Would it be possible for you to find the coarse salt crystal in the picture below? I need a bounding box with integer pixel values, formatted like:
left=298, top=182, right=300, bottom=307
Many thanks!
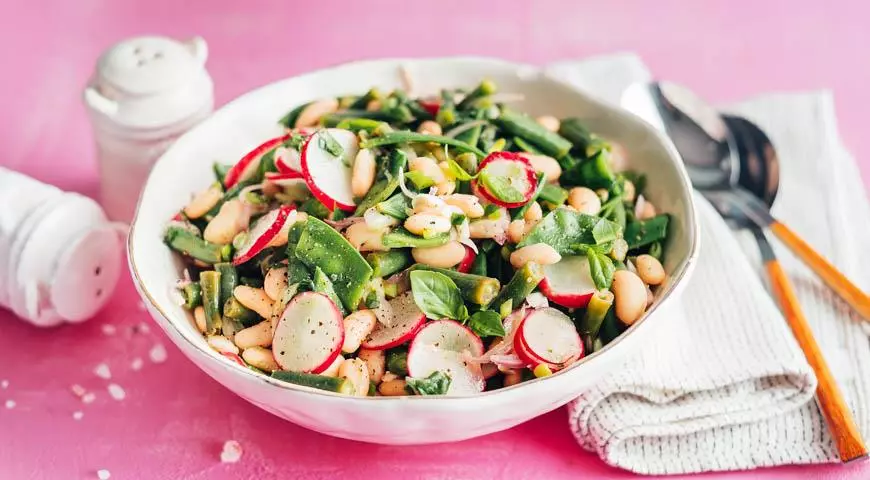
left=107, top=384, right=126, bottom=401
left=73, top=411, right=84, bottom=420
left=5, top=400, right=15, bottom=409
left=130, top=358, right=144, bottom=371
left=149, top=344, right=167, bottom=363
left=82, top=392, right=96, bottom=404
left=71, top=384, right=86, bottom=397
left=97, top=469, right=111, bottom=479
left=1, top=380, right=8, bottom=389
left=101, top=324, right=116, bottom=335
left=220, top=440, right=243, bottom=463
left=94, top=363, right=112, bottom=380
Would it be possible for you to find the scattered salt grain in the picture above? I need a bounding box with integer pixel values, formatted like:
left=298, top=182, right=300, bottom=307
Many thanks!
left=1, top=380, right=8, bottom=389
left=82, top=392, right=96, bottom=404
left=97, top=469, right=111, bottom=479
left=130, top=358, right=144, bottom=371
left=107, top=384, right=126, bottom=401
left=71, top=384, right=86, bottom=397
left=94, top=363, right=112, bottom=380
left=101, top=324, right=116, bottom=336
left=149, top=344, right=167, bottom=363
left=5, top=400, right=15, bottom=409
left=73, top=411, right=84, bottom=420
left=220, top=440, right=243, bottom=463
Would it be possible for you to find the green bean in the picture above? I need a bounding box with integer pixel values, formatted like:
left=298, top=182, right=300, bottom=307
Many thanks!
left=538, top=183, right=568, bottom=206
left=199, top=271, right=222, bottom=334
left=223, top=297, right=260, bottom=327
left=335, top=118, right=391, bottom=134
left=348, top=88, right=381, bottom=110
left=271, top=371, right=354, bottom=394
left=181, top=283, right=202, bottom=309
left=278, top=102, right=310, bottom=128
left=381, top=228, right=450, bottom=249
left=366, top=250, right=412, bottom=278
left=457, top=79, right=497, bottom=110
left=214, top=263, right=238, bottom=307
left=436, top=89, right=457, bottom=126
left=578, top=290, right=614, bottom=351
left=469, top=250, right=488, bottom=276
left=512, top=136, right=542, bottom=154
left=353, top=149, right=409, bottom=216
left=360, top=131, right=486, bottom=158
left=495, top=109, right=572, bottom=158
left=488, top=262, right=544, bottom=311
left=386, top=348, right=409, bottom=376
left=407, top=265, right=500, bottom=306
left=164, top=226, right=231, bottom=264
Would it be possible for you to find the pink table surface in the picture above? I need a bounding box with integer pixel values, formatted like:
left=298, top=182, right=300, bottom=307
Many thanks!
left=1, top=1, right=869, bottom=479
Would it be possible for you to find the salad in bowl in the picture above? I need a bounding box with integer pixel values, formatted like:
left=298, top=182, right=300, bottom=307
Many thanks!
left=164, top=79, right=670, bottom=397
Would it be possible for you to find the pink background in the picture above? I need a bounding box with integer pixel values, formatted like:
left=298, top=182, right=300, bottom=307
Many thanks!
left=1, top=1, right=868, bottom=479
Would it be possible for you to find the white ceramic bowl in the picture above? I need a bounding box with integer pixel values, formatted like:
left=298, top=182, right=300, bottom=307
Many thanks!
left=129, top=57, right=699, bottom=445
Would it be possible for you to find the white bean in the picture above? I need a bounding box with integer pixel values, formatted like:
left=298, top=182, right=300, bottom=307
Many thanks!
left=611, top=270, right=647, bottom=325
left=469, top=208, right=509, bottom=240
left=638, top=200, right=657, bottom=220
left=344, top=222, right=389, bottom=252
left=351, top=148, right=376, bottom=197
left=435, top=181, right=456, bottom=196
left=207, top=335, right=239, bottom=355
left=193, top=306, right=207, bottom=333
left=622, top=180, right=636, bottom=203
left=411, top=241, right=466, bottom=268
left=295, top=98, right=339, bottom=128
left=233, top=320, right=273, bottom=349
left=241, top=347, right=279, bottom=372
left=233, top=285, right=274, bottom=319
left=444, top=194, right=484, bottom=218
left=417, top=120, right=442, bottom=136
left=524, top=154, right=562, bottom=183
left=635, top=254, right=665, bottom=285
left=568, top=187, right=602, bottom=215
left=264, top=267, right=288, bottom=301
left=507, top=219, right=526, bottom=244
left=378, top=379, right=407, bottom=396
left=535, top=115, right=560, bottom=132
left=366, top=99, right=382, bottom=112
left=342, top=310, right=377, bottom=354
left=338, top=358, right=370, bottom=396
left=510, top=243, right=561, bottom=269
left=183, top=184, right=222, bottom=219
left=320, top=355, right=345, bottom=378
left=523, top=202, right=543, bottom=222
left=412, top=194, right=447, bottom=215
left=409, top=157, right=446, bottom=184
left=357, top=348, right=386, bottom=384
left=404, top=213, right=452, bottom=236
left=203, top=200, right=249, bottom=245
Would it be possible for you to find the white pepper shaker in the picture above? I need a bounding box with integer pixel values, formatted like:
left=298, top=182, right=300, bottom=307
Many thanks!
left=84, top=36, right=214, bottom=222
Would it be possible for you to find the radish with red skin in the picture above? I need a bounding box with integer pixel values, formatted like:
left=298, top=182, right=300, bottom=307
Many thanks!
left=361, top=291, right=426, bottom=350
left=274, top=146, right=302, bottom=175
left=221, top=352, right=246, bottom=367
left=273, top=292, right=344, bottom=373
left=516, top=308, right=583, bottom=369
left=407, top=320, right=485, bottom=395
left=419, top=98, right=440, bottom=116
left=232, top=205, right=295, bottom=266
left=265, top=171, right=304, bottom=185
left=456, top=245, right=476, bottom=273
left=301, top=128, right=359, bottom=212
left=224, top=135, right=289, bottom=189
left=471, top=152, right=538, bottom=208
left=539, top=255, right=597, bottom=308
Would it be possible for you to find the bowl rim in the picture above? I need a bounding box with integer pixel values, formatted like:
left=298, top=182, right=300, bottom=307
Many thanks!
left=128, top=55, right=700, bottom=402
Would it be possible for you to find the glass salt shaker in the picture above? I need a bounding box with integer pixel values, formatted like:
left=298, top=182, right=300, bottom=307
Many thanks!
left=84, top=36, right=214, bottom=222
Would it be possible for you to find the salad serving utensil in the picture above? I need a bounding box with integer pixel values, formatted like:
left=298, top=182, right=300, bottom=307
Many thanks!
left=621, top=81, right=868, bottom=463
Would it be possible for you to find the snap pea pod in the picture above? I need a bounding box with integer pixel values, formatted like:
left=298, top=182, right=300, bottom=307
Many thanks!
left=487, top=262, right=544, bottom=311
left=360, top=131, right=486, bottom=158
left=577, top=290, right=614, bottom=352
left=436, top=89, right=457, bottom=126
left=624, top=214, right=670, bottom=250
left=181, top=283, right=202, bottom=309
left=348, top=88, right=381, bottom=110
left=313, top=266, right=347, bottom=316
left=278, top=102, right=311, bottom=128
left=381, top=228, right=451, bottom=249
left=223, top=297, right=260, bottom=327
left=457, top=79, right=497, bottom=110
left=538, top=183, right=568, bottom=206
left=407, top=265, right=500, bottom=306
left=214, top=263, right=238, bottom=307
left=271, top=371, right=355, bottom=394
left=199, top=270, right=222, bottom=335
left=495, top=109, right=572, bottom=158
left=366, top=250, right=412, bottom=278
left=164, top=225, right=231, bottom=264
left=558, top=118, right=609, bottom=157
left=353, top=149, right=408, bottom=216
left=386, top=348, right=409, bottom=376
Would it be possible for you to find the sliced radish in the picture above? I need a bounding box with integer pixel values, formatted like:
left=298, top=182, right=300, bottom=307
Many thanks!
left=516, top=308, right=583, bottom=368
left=419, top=98, right=440, bottom=116
left=456, top=245, right=477, bottom=273
left=274, top=145, right=303, bottom=175
left=539, top=255, right=597, bottom=308
left=472, top=151, right=537, bottom=208
left=232, top=205, right=294, bottom=265
left=265, top=170, right=305, bottom=186
left=221, top=352, right=246, bottom=367
left=273, top=292, right=344, bottom=373
left=407, top=320, right=485, bottom=395
left=301, top=128, right=359, bottom=212
left=361, top=291, right=426, bottom=350
left=224, top=135, right=289, bottom=189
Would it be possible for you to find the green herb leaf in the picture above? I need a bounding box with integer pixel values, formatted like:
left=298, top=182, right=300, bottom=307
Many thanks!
left=592, top=217, right=621, bottom=245
left=624, top=214, right=670, bottom=249
left=450, top=213, right=467, bottom=226
left=409, top=270, right=469, bottom=321
left=284, top=133, right=306, bottom=151
left=312, top=266, right=347, bottom=316
left=467, top=310, right=506, bottom=337
left=386, top=348, right=409, bottom=376
left=483, top=203, right=501, bottom=219
left=479, top=167, right=524, bottom=203
left=444, top=159, right=474, bottom=181
left=375, top=194, right=412, bottom=219
left=404, top=170, right=436, bottom=190
left=318, top=130, right=344, bottom=159
left=405, top=371, right=452, bottom=395
left=586, top=249, right=615, bottom=290
left=518, top=209, right=620, bottom=255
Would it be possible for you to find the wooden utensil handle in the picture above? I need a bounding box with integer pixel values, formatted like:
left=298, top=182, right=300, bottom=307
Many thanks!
left=770, top=221, right=870, bottom=321
left=765, top=259, right=868, bottom=462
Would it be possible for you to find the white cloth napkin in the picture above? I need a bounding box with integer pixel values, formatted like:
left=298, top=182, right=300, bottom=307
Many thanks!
left=544, top=54, right=870, bottom=475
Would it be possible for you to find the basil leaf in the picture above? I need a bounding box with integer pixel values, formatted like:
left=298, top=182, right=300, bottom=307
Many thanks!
left=468, top=310, right=505, bottom=337
left=406, top=371, right=452, bottom=395
left=592, top=217, right=621, bottom=245
left=518, top=208, right=619, bottom=255
left=585, top=249, right=615, bottom=290
left=318, top=130, right=344, bottom=159
left=624, top=214, right=670, bottom=250
left=445, top=159, right=474, bottom=181
left=479, top=168, right=524, bottom=203
left=409, top=270, right=469, bottom=321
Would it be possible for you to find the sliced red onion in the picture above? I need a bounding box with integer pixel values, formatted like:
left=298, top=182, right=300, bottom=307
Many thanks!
left=364, top=207, right=399, bottom=229
left=396, top=169, right=419, bottom=199
left=489, top=354, right=526, bottom=369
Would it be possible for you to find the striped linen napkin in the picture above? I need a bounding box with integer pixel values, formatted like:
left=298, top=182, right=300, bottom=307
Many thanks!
left=545, top=53, right=870, bottom=474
